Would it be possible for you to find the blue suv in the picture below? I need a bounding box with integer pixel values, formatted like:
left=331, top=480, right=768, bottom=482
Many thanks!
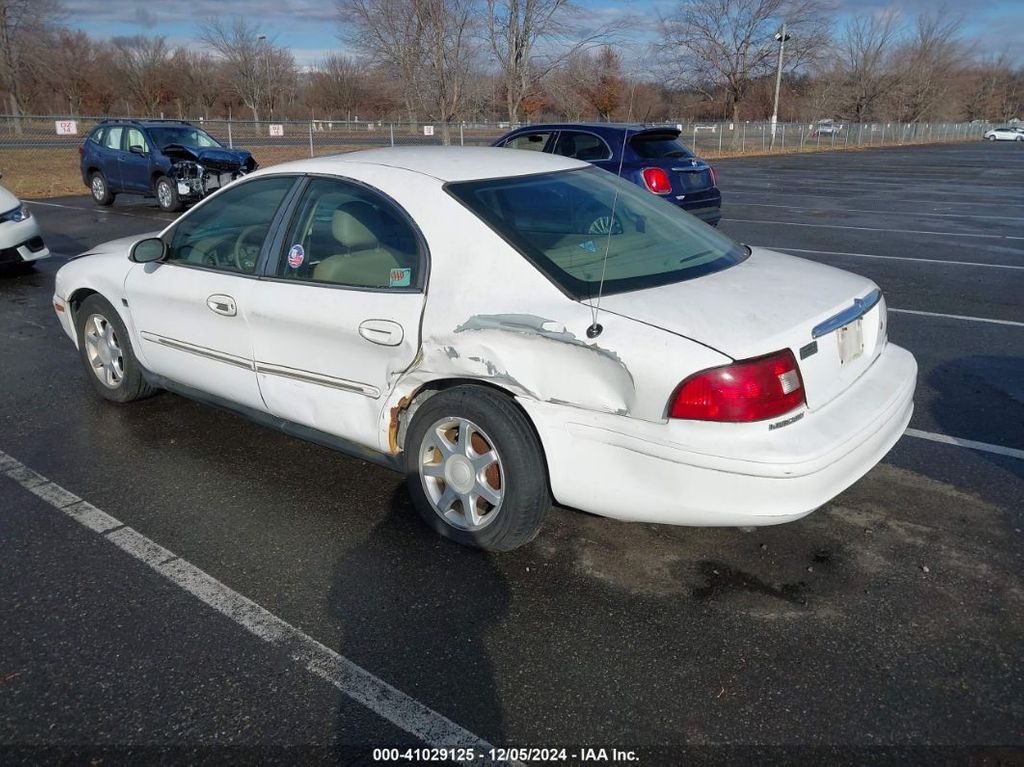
left=80, top=119, right=257, bottom=212
left=494, top=123, right=721, bottom=226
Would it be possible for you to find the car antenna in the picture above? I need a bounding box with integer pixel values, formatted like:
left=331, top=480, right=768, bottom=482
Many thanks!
left=587, top=76, right=640, bottom=340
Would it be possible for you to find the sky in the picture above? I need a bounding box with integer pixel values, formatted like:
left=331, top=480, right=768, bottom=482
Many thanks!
left=61, top=0, right=1024, bottom=68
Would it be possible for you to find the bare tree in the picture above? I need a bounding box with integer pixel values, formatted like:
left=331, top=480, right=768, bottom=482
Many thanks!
left=200, top=17, right=272, bottom=122
left=888, top=9, right=966, bottom=123
left=582, top=45, right=622, bottom=121
left=485, top=0, right=618, bottom=124
left=338, top=0, right=425, bottom=127
left=338, top=0, right=479, bottom=144
left=544, top=49, right=591, bottom=120
left=834, top=10, right=901, bottom=121
left=113, top=35, right=171, bottom=115
left=658, top=0, right=831, bottom=140
left=308, top=54, right=367, bottom=120
left=0, top=0, right=62, bottom=128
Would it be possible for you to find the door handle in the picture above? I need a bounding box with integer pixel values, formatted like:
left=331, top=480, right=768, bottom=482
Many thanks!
left=358, top=319, right=404, bottom=346
left=207, top=294, right=237, bottom=317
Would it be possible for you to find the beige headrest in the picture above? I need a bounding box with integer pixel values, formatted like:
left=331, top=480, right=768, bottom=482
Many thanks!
left=332, top=205, right=379, bottom=252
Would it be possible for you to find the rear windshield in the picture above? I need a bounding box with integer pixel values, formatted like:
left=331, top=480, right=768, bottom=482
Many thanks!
left=629, top=132, right=694, bottom=159
left=148, top=126, right=221, bottom=150
left=447, top=166, right=746, bottom=299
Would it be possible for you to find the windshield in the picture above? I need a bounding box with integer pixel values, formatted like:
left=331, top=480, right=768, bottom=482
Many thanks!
left=629, top=133, right=694, bottom=159
left=447, top=167, right=746, bottom=299
left=149, top=126, right=222, bottom=149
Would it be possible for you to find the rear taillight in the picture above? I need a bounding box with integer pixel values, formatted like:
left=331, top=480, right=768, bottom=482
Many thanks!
left=709, top=165, right=718, bottom=186
left=669, top=349, right=805, bottom=422
left=78, top=145, right=84, bottom=157
left=641, top=167, right=672, bottom=194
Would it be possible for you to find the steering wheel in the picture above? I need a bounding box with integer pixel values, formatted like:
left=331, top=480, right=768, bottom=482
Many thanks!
left=233, top=225, right=265, bottom=272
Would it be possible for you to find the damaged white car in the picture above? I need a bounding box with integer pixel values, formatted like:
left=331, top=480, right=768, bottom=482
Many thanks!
left=53, top=147, right=917, bottom=551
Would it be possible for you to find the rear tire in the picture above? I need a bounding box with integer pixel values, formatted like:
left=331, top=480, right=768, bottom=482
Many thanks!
left=75, top=294, right=156, bottom=403
left=404, top=385, right=550, bottom=551
left=89, top=171, right=114, bottom=206
left=155, top=175, right=183, bottom=212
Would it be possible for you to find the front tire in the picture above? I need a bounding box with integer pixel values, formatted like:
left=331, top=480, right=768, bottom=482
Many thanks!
left=404, top=385, right=550, bottom=551
left=89, top=171, right=114, bottom=206
left=155, top=175, right=183, bottom=212
left=75, top=295, right=156, bottom=403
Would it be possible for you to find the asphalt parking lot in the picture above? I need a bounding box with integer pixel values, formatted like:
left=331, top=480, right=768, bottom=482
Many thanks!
left=1, top=142, right=1022, bottom=761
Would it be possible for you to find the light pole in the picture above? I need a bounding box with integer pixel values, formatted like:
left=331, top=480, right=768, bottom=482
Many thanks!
left=770, top=24, right=790, bottom=149
left=258, top=34, right=272, bottom=120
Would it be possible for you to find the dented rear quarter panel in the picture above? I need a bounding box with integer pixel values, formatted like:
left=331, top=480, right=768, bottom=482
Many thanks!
left=326, top=162, right=731, bottom=453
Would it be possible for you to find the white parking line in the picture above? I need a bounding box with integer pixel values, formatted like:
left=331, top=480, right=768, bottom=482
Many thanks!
left=905, top=429, right=1024, bottom=460
left=722, top=217, right=1024, bottom=241
left=887, top=308, right=1024, bottom=328
left=729, top=200, right=1024, bottom=222
left=723, top=189, right=1024, bottom=210
left=768, top=246, right=1024, bottom=271
left=0, top=450, right=497, bottom=755
left=25, top=200, right=169, bottom=223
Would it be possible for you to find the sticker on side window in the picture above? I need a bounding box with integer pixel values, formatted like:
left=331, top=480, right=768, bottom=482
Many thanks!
left=287, top=244, right=304, bottom=269
left=389, top=267, right=412, bottom=287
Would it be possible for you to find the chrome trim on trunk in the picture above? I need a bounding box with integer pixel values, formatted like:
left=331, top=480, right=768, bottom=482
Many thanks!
left=812, top=288, right=882, bottom=339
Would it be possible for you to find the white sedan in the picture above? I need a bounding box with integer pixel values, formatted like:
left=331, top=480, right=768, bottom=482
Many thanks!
left=52, top=148, right=916, bottom=551
left=983, top=126, right=1024, bottom=141
left=0, top=178, right=50, bottom=268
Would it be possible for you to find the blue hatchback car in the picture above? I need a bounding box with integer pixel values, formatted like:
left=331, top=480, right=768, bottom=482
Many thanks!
left=493, top=123, right=721, bottom=226
left=80, top=119, right=257, bottom=212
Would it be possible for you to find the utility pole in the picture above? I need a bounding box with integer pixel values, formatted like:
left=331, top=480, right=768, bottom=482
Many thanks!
left=258, top=34, right=272, bottom=120
left=770, top=23, right=790, bottom=149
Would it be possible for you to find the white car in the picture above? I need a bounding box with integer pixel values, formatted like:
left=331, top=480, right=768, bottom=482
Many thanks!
left=52, top=148, right=916, bottom=551
left=983, top=127, right=1024, bottom=141
left=0, top=177, right=50, bottom=268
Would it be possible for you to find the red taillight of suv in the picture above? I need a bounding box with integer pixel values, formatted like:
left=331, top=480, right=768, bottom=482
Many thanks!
left=669, top=349, right=805, bottom=422
left=709, top=165, right=718, bottom=186
left=641, top=167, right=672, bottom=194
left=78, top=145, right=85, bottom=157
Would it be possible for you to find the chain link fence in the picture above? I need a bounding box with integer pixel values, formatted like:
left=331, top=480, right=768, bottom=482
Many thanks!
left=0, top=114, right=993, bottom=199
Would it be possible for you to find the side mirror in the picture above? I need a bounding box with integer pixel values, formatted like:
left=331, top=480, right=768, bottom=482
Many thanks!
left=130, top=237, right=166, bottom=263
left=129, top=144, right=147, bottom=155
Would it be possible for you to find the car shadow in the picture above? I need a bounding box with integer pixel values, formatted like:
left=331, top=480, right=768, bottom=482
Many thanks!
left=327, top=484, right=508, bottom=753
left=927, top=355, right=1024, bottom=480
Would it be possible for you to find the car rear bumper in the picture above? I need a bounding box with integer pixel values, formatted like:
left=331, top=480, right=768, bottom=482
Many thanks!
left=520, top=342, right=916, bottom=527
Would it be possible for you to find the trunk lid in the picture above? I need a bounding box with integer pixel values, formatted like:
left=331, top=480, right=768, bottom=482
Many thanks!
left=596, top=247, right=887, bottom=410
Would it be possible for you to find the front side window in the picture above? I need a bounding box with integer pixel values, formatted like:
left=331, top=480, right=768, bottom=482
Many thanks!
left=166, top=176, right=295, bottom=275
left=503, top=132, right=554, bottom=152
left=447, top=167, right=746, bottom=299
left=273, top=177, right=421, bottom=289
left=126, top=128, right=149, bottom=153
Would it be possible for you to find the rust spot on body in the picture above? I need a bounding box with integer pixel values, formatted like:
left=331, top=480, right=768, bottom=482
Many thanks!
left=388, top=394, right=412, bottom=454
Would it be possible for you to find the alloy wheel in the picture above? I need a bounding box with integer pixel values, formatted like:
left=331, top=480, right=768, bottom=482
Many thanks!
left=83, top=313, right=124, bottom=389
left=418, top=416, right=504, bottom=531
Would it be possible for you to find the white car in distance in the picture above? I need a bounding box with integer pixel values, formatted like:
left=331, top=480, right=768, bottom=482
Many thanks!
left=52, top=148, right=916, bottom=551
left=983, top=126, right=1024, bottom=141
left=0, top=175, right=50, bottom=269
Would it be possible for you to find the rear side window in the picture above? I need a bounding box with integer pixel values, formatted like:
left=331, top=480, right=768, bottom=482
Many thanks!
left=629, top=133, right=693, bottom=160
left=447, top=167, right=746, bottom=299
left=274, top=177, right=422, bottom=290
left=553, top=132, right=612, bottom=162
left=90, top=128, right=105, bottom=144
left=102, top=126, right=124, bottom=150
left=503, top=132, right=553, bottom=152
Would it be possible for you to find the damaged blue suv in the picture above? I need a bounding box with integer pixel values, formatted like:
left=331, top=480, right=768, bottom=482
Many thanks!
left=80, top=119, right=257, bottom=212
